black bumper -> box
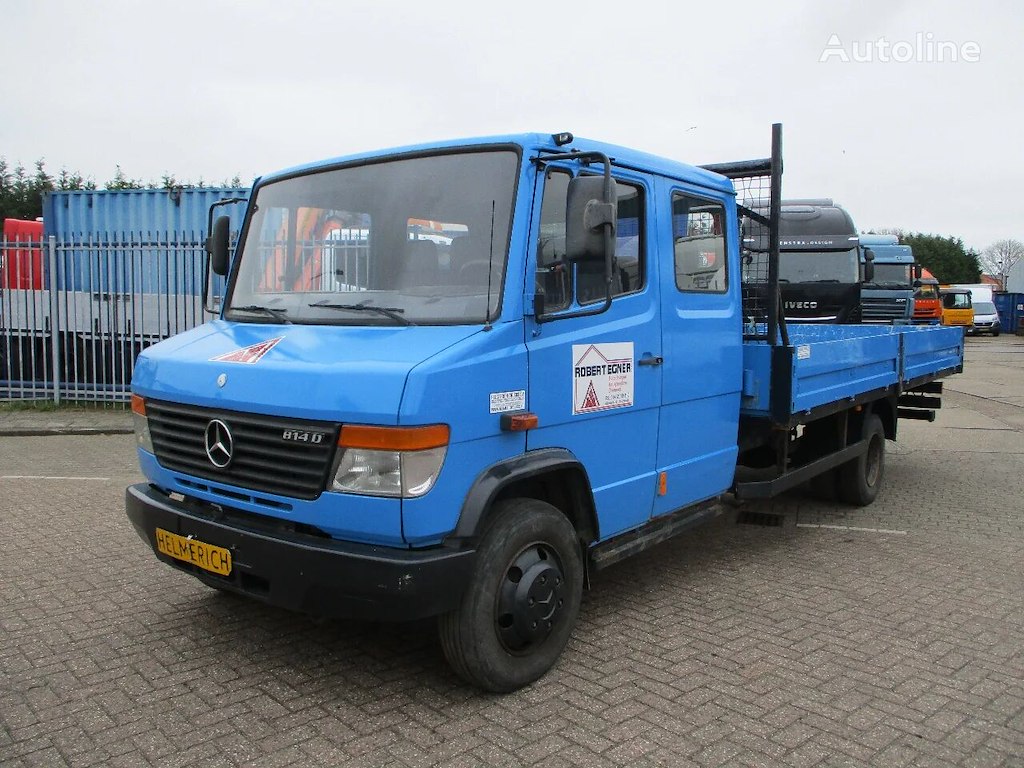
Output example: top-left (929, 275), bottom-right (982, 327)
top-left (125, 484), bottom-right (475, 621)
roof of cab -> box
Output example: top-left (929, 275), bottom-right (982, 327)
top-left (259, 132), bottom-right (735, 195)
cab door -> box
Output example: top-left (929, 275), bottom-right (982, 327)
top-left (525, 165), bottom-right (663, 541)
top-left (653, 182), bottom-right (742, 516)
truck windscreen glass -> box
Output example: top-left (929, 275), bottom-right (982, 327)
top-left (778, 248), bottom-right (859, 284)
top-left (226, 150), bottom-right (519, 325)
top-left (865, 262), bottom-right (912, 287)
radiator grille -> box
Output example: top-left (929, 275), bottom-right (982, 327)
top-left (862, 297), bottom-right (909, 322)
top-left (146, 400), bottom-right (339, 500)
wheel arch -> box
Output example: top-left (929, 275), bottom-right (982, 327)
top-left (446, 448), bottom-right (599, 546)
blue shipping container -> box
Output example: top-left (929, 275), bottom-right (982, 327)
top-left (993, 292), bottom-right (1024, 335)
top-left (42, 187), bottom-right (249, 294)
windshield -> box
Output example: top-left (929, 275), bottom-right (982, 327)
top-left (915, 282), bottom-right (939, 299)
top-left (974, 301), bottom-right (996, 314)
top-left (227, 150), bottom-right (519, 325)
top-left (866, 262), bottom-right (912, 287)
top-left (778, 248), bottom-right (859, 283)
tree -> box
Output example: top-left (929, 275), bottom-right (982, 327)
top-left (105, 165), bottom-right (144, 190)
top-left (0, 157), bottom-right (61, 221)
top-left (897, 233), bottom-right (981, 284)
top-left (1, 156), bottom-right (245, 221)
top-left (57, 167), bottom-right (97, 191)
top-left (979, 239), bottom-right (1023, 291)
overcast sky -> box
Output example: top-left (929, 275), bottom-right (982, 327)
top-left (4, 0), bottom-right (1022, 252)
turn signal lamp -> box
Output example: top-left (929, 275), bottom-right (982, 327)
top-left (131, 394), bottom-right (154, 453)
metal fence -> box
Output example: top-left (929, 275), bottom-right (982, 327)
top-left (1, 232), bottom-right (214, 404)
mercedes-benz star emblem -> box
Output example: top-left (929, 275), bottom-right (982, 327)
top-left (204, 419), bottom-right (234, 468)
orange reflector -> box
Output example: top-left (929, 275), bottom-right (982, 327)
top-left (339, 424), bottom-right (450, 451)
top-left (658, 471), bottom-right (667, 497)
top-left (130, 394), bottom-right (146, 416)
top-left (500, 412), bottom-right (539, 432)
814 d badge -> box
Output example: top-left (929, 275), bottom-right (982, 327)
top-left (282, 430), bottom-right (326, 444)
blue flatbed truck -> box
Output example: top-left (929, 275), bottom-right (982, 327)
top-left (125, 125), bottom-right (964, 691)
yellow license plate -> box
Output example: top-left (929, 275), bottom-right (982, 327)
top-left (155, 528), bottom-right (232, 576)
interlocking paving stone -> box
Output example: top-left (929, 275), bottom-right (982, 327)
top-left (2, 338), bottom-right (1023, 766)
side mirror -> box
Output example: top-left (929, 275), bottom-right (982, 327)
top-left (913, 279), bottom-right (922, 288)
top-left (861, 248), bottom-right (875, 281)
top-left (914, 264), bottom-right (923, 279)
top-left (207, 215), bottom-right (231, 276)
top-left (565, 175), bottom-right (617, 263)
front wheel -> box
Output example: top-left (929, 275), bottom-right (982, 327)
top-left (837, 413), bottom-right (885, 506)
top-left (438, 498), bottom-right (583, 692)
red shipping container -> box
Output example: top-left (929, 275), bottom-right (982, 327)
top-left (2, 218), bottom-right (44, 289)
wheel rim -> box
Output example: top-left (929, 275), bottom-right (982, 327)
top-left (495, 542), bottom-right (567, 653)
top-left (865, 434), bottom-right (882, 487)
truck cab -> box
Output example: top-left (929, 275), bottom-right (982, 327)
top-left (773, 199), bottom-right (862, 323)
top-left (912, 269), bottom-right (942, 323)
top-left (940, 286), bottom-right (974, 329)
top-left (128, 134), bottom-right (748, 689)
top-left (859, 234), bottom-right (914, 323)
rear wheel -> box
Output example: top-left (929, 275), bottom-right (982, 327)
top-left (438, 498), bottom-right (583, 692)
top-left (837, 413), bottom-right (885, 506)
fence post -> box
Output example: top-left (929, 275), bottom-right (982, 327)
top-left (47, 235), bottom-right (61, 405)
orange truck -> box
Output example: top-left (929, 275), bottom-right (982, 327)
top-left (912, 267), bottom-right (942, 324)
top-left (939, 286), bottom-right (974, 329)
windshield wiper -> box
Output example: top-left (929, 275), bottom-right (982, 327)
top-left (309, 300), bottom-right (413, 326)
top-left (229, 304), bottom-right (291, 324)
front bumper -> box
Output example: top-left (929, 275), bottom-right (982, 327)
top-left (125, 484), bottom-right (475, 621)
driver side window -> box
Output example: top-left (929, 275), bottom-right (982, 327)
top-left (536, 170), bottom-right (573, 311)
top-left (535, 170), bottom-right (645, 311)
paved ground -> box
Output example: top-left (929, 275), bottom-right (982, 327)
top-left (1, 336), bottom-right (1023, 767)
top-left (0, 404), bottom-right (131, 436)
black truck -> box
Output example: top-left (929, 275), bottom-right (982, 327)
top-left (763, 198), bottom-right (867, 324)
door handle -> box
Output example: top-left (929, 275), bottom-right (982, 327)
top-left (638, 355), bottom-right (663, 367)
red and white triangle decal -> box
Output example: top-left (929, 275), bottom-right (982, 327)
top-left (210, 337), bottom-right (283, 364)
top-left (581, 381), bottom-right (601, 410)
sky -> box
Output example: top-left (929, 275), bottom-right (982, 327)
top-left (3, 0), bottom-right (1022, 254)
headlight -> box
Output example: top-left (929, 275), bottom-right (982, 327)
top-left (131, 394), bottom-right (153, 453)
top-left (331, 424), bottom-right (449, 498)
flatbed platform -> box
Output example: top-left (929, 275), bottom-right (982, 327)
top-left (741, 324), bottom-right (964, 422)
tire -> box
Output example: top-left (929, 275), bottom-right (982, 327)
top-left (438, 498), bottom-right (583, 692)
top-left (837, 413), bottom-right (885, 506)
top-left (993, 329), bottom-right (1000, 337)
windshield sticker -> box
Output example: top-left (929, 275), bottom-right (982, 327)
top-left (211, 337), bottom-right (283, 364)
top-left (490, 390), bottom-right (526, 414)
top-left (573, 343), bottom-right (634, 415)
